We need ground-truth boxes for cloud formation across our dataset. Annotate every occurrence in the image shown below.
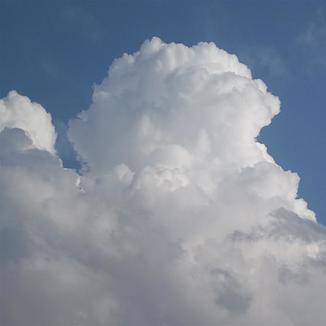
[1,38,326,326]
[0,91,56,153]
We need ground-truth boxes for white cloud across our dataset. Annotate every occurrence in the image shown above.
[0,90,56,153]
[1,38,325,326]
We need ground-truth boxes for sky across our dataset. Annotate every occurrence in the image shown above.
[2,1,326,325]
[1,0,326,224]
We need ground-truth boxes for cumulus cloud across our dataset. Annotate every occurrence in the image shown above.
[0,90,56,153]
[1,38,325,326]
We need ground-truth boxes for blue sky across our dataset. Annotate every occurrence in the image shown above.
[1,0,325,223]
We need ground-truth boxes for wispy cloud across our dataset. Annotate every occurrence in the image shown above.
[239,46,288,79]
[297,8,326,68]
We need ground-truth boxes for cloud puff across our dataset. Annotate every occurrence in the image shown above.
[0,90,56,153]
[1,38,326,326]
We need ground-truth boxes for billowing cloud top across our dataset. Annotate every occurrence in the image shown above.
[1,38,325,326]
[69,38,278,173]
[0,90,56,153]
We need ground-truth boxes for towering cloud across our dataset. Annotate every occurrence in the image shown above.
[1,38,325,326]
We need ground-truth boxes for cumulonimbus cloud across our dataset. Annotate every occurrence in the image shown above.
[1,38,325,326]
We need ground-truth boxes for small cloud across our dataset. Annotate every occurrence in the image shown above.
[240,46,288,78]
[297,8,326,68]
[60,3,101,42]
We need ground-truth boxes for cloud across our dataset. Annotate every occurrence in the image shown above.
[0,90,56,153]
[297,9,326,68]
[239,46,288,78]
[1,38,326,325]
